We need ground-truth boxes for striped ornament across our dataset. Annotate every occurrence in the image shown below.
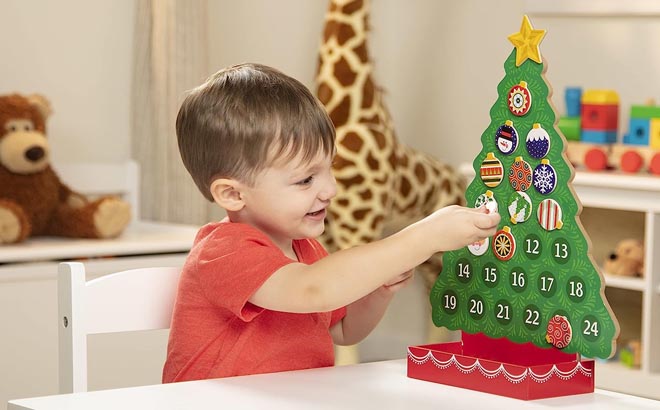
[537,198,563,231]
[480,152,504,188]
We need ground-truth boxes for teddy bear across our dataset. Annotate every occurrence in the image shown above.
[603,238,644,278]
[0,93,131,244]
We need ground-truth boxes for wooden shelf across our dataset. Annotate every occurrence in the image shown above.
[596,361,660,400]
[603,273,645,292]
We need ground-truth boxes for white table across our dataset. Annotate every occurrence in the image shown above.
[7,360,659,410]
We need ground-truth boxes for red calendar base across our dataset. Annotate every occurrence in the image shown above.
[407,333,594,400]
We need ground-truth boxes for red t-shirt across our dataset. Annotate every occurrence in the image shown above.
[162,221,346,383]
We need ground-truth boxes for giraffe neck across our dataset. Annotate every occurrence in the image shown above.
[316,0,379,129]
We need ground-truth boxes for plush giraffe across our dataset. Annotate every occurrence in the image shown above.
[315,0,466,364]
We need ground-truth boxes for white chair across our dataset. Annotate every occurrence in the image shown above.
[57,261,181,393]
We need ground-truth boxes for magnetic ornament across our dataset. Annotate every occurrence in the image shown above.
[480,152,504,188]
[508,81,532,116]
[533,159,557,195]
[495,120,518,155]
[526,123,550,159]
[546,314,572,349]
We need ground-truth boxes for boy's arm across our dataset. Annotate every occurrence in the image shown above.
[330,270,413,345]
[249,206,499,314]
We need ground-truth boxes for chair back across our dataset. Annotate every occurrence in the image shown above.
[57,262,180,393]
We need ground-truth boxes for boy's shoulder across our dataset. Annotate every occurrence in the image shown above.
[194,220,266,245]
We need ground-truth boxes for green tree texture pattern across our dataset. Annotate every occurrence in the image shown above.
[430,45,618,359]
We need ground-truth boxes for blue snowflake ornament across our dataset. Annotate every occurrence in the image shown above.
[533,160,557,195]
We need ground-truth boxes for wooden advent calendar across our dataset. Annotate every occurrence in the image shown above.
[407,16,619,400]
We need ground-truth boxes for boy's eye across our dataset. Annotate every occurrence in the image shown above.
[297,175,314,185]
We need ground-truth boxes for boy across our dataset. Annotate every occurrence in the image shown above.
[163,63,499,382]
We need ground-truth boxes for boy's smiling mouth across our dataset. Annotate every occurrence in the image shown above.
[306,209,326,218]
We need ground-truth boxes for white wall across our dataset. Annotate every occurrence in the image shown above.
[0,0,134,164]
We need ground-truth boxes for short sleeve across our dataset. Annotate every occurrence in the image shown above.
[330,306,346,327]
[193,224,295,322]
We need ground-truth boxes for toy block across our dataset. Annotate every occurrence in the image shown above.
[624,118,650,146]
[558,117,580,141]
[581,104,618,131]
[651,119,660,150]
[565,87,582,117]
[582,89,619,105]
[581,130,617,144]
[630,104,660,119]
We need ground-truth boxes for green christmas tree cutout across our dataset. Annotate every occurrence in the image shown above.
[430,16,619,359]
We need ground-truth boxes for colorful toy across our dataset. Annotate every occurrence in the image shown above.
[560,89,660,174]
[603,238,644,278]
[0,93,131,244]
[619,339,642,368]
[407,16,619,400]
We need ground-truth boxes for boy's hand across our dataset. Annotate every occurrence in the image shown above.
[382,269,414,292]
[418,205,500,253]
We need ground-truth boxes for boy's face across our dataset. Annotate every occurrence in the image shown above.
[236,150,337,253]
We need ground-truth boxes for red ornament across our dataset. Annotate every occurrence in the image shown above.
[508,81,532,116]
[546,315,572,349]
[492,226,515,261]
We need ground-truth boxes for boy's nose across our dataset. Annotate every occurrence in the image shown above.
[318,177,337,201]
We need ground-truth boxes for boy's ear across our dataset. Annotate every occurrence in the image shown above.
[210,178,245,211]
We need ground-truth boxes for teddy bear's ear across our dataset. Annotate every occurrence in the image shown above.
[26,94,53,120]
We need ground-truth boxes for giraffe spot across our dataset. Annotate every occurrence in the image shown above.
[373,130,387,150]
[366,152,379,171]
[424,187,437,207]
[408,195,419,211]
[380,192,388,207]
[360,235,375,243]
[335,56,357,86]
[342,0,364,15]
[333,155,355,171]
[374,174,389,184]
[359,189,372,200]
[341,131,363,152]
[317,82,333,105]
[340,223,359,233]
[400,177,412,197]
[353,41,368,64]
[337,174,365,188]
[336,22,356,46]
[361,77,375,110]
[336,198,349,207]
[399,154,409,168]
[329,210,340,219]
[330,95,351,126]
[323,21,337,43]
[441,179,451,191]
[352,208,370,221]
[370,215,384,231]
[388,151,397,169]
[414,163,427,184]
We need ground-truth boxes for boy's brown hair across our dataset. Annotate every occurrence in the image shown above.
[176,63,336,202]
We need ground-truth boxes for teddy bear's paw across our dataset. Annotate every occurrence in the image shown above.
[0,207,24,243]
[93,198,131,238]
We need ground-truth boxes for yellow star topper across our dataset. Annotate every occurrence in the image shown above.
[508,15,546,67]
